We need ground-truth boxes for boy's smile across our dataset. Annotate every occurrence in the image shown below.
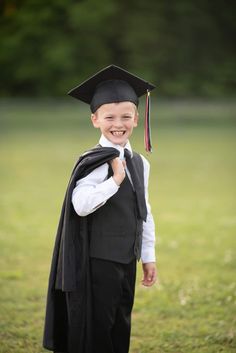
[91,101,138,146]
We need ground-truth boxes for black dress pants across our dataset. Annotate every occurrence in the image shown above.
[90,258,136,353]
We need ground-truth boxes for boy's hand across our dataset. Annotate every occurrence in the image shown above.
[111,158,126,186]
[142,262,157,287]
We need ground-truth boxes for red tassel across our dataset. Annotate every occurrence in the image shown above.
[144,90,152,152]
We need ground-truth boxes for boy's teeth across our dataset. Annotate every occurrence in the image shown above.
[112,131,124,136]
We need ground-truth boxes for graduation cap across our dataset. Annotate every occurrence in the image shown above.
[68,64,156,152]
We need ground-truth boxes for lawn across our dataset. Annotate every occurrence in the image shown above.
[0,99,235,353]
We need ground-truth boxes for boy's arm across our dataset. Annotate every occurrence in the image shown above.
[140,155,157,287]
[72,162,119,216]
[72,158,126,217]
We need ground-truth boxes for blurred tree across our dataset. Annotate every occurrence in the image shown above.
[121,0,236,96]
[0,0,118,95]
[0,0,235,97]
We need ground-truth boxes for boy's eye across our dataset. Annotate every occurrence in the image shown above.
[105,116,113,120]
[123,115,132,119]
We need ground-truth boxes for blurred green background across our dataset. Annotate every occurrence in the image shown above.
[0,1,236,352]
[0,0,235,97]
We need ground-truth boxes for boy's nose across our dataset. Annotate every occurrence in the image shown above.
[113,118,123,127]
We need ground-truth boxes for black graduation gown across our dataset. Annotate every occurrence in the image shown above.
[43,147,120,352]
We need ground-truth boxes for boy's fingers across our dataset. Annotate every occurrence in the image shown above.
[142,279,154,286]
[142,268,157,286]
[122,160,126,168]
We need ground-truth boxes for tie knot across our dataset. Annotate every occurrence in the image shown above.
[124,148,131,160]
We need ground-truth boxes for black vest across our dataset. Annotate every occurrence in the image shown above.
[88,152,146,263]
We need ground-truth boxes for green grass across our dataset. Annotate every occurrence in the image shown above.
[0,99,236,352]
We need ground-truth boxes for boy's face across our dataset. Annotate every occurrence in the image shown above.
[91,101,138,146]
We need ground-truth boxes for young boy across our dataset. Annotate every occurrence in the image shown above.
[43,65,157,353]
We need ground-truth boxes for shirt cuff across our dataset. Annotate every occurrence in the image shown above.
[141,247,156,264]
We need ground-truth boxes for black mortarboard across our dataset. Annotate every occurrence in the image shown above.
[68,64,156,152]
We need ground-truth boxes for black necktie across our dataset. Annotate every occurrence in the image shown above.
[124,149,147,221]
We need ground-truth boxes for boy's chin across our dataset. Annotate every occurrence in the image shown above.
[107,135,128,146]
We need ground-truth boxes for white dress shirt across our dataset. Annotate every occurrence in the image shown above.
[72,135,156,263]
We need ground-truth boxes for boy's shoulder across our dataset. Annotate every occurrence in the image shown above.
[72,145,120,180]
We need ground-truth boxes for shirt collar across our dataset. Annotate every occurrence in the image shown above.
[99,134,133,159]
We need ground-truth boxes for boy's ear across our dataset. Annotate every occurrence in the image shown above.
[91,113,100,128]
[133,110,139,127]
